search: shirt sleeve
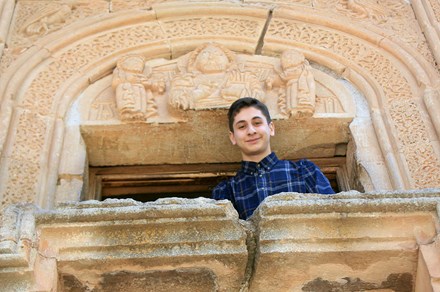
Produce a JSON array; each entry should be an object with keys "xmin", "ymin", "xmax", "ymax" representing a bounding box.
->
[
  {"xmin": 299, "ymin": 159, "xmax": 335, "ymax": 194},
  {"xmin": 212, "ymin": 179, "xmax": 233, "ymax": 200}
]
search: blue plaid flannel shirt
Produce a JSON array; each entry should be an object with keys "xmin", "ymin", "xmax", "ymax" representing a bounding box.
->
[{"xmin": 212, "ymin": 152, "xmax": 334, "ymax": 219}]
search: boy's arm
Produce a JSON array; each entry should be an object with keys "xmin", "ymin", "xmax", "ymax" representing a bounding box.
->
[
  {"xmin": 212, "ymin": 180, "xmax": 234, "ymax": 200},
  {"xmin": 300, "ymin": 160, "xmax": 335, "ymax": 194}
]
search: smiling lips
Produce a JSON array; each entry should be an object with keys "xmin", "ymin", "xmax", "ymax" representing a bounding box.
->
[{"xmin": 246, "ymin": 137, "xmax": 261, "ymax": 144}]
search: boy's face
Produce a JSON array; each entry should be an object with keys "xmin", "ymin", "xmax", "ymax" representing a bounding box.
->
[{"xmin": 229, "ymin": 106, "xmax": 275, "ymax": 162}]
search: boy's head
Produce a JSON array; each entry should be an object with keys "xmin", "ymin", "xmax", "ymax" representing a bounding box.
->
[{"xmin": 228, "ymin": 97, "xmax": 272, "ymax": 132}]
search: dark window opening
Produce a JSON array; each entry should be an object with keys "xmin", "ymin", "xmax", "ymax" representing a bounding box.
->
[{"xmin": 88, "ymin": 157, "xmax": 346, "ymax": 202}]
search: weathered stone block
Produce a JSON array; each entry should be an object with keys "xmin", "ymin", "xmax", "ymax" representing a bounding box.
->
[
  {"xmin": 249, "ymin": 191, "xmax": 440, "ymax": 291},
  {"xmin": 36, "ymin": 198, "xmax": 248, "ymax": 291}
]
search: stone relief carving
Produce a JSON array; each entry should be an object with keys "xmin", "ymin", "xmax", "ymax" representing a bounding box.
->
[
  {"xmin": 19, "ymin": 3, "xmax": 73, "ymax": 37},
  {"xmin": 107, "ymin": 43, "xmax": 350, "ymax": 123},
  {"xmin": 8, "ymin": 0, "xmax": 109, "ymax": 49},
  {"xmin": 315, "ymin": 82, "xmax": 345, "ymax": 114},
  {"xmin": 269, "ymin": 49, "xmax": 316, "ymax": 118},
  {"xmin": 111, "ymin": 55, "xmax": 165, "ymax": 122},
  {"xmin": 169, "ymin": 43, "xmax": 265, "ymax": 110},
  {"xmin": 337, "ymin": 0, "xmax": 389, "ymax": 24},
  {"xmin": 88, "ymin": 88, "xmax": 118, "ymax": 121}
]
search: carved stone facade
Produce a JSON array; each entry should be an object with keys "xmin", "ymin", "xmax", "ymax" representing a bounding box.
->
[{"xmin": 0, "ymin": 0, "xmax": 440, "ymax": 291}]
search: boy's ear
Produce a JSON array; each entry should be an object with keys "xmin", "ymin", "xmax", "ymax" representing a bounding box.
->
[
  {"xmin": 229, "ymin": 131, "xmax": 237, "ymax": 145},
  {"xmin": 269, "ymin": 121, "xmax": 275, "ymax": 136}
]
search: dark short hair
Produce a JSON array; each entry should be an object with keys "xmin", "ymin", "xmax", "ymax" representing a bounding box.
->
[{"xmin": 228, "ymin": 97, "xmax": 272, "ymax": 132}]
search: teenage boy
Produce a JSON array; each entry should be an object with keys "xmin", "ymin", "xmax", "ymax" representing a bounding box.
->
[{"xmin": 212, "ymin": 97, "xmax": 334, "ymax": 219}]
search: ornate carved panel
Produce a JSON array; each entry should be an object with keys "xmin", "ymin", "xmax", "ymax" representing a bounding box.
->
[
  {"xmin": 54, "ymin": 23, "xmax": 166, "ymax": 72},
  {"xmin": 160, "ymin": 17, "xmax": 262, "ymax": 40},
  {"xmin": 313, "ymin": 0, "xmax": 436, "ymax": 66},
  {"xmin": 98, "ymin": 43, "xmax": 353, "ymax": 124}
]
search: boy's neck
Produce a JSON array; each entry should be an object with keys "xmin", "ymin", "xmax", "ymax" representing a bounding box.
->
[{"xmin": 241, "ymin": 149, "xmax": 272, "ymax": 163}]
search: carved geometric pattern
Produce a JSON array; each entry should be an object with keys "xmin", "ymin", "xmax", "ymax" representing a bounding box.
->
[
  {"xmin": 429, "ymin": 0, "xmax": 440, "ymax": 23},
  {"xmin": 314, "ymin": 0, "xmax": 436, "ymax": 72},
  {"xmin": 20, "ymin": 61, "xmax": 74, "ymax": 116},
  {"xmin": 1, "ymin": 159, "xmax": 39, "ymax": 210},
  {"xmin": 161, "ymin": 17, "xmax": 261, "ymax": 39},
  {"xmin": 252, "ymin": 0, "xmax": 312, "ymax": 6},
  {"xmin": 111, "ymin": 0, "xmax": 164, "ymax": 11},
  {"xmin": 389, "ymin": 99, "xmax": 440, "ymax": 188},
  {"xmin": 0, "ymin": 48, "xmax": 15, "ymax": 74},
  {"xmin": 267, "ymin": 20, "xmax": 413, "ymax": 100},
  {"xmin": 267, "ymin": 18, "xmax": 440, "ymax": 187},
  {"xmin": 55, "ymin": 23, "xmax": 165, "ymax": 71},
  {"xmin": 1, "ymin": 111, "xmax": 49, "ymax": 205},
  {"xmin": 10, "ymin": 110, "xmax": 49, "ymax": 163}
]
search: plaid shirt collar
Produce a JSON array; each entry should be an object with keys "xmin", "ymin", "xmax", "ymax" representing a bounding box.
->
[{"xmin": 240, "ymin": 152, "xmax": 279, "ymax": 175}]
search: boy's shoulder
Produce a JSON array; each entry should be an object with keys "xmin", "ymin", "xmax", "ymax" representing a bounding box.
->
[{"xmin": 282, "ymin": 158, "xmax": 316, "ymax": 168}]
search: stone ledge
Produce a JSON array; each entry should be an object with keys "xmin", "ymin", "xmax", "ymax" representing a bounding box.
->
[{"xmin": 1, "ymin": 190, "xmax": 440, "ymax": 291}]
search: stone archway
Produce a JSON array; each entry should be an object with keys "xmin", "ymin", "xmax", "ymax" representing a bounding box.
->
[{"xmin": 0, "ymin": 2, "xmax": 439, "ymax": 212}]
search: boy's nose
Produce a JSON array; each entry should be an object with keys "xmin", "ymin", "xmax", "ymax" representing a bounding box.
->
[{"xmin": 247, "ymin": 125, "xmax": 257, "ymax": 134}]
